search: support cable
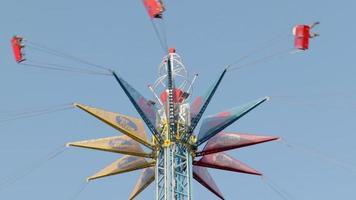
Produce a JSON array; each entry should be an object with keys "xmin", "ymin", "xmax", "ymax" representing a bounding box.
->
[
  {"xmin": 67, "ymin": 181, "xmax": 89, "ymax": 200},
  {"xmin": 271, "ymin": 96, "xmax": 323, "ymax": 107},
  {"xmin": 280, "ymin": 138, "xmax": 356, "ymax": 174},
  {"xmin": 20, "ymin": 62, "xmax": 112, "ymax": 76},
  {"xmin": 161, "ymin": 19, "xmax": 169, "ymax": 52},
  {"xmin": 0, "ymin": 103, "xmax": 74, "ymax": 124},
  {"xmin": 228, "ymin": 33, "xmax": 291, "ymax": 67},
  {"xmin": 0, "ymin": 145, "xmax": 66, "ymax": 191},
  {"xmin": 271, "ymin": 95, "xmax": 356, "ymax": 110},
  {"xmin": 215, "ymin": 29, "xmax": 304, "ymax": 73},
  {"xmin": 25, "ymin": 41, "xmax": 112, "ymax": 72},
  {"xmin": 227, "ymin": 48, "xmax": 299, "ymax": 72},
  {"xmin": 150, "ymin": 20, "xmax": 168, "ymax": 54},
  {"xmin": 15, "ymin": 39, "xmax": 114, "ymax": 76},
  {"xmin": 0, "ymin": 103, "xmax": 72, "ymax": 116},
  {"xmin": 262, "ymin": 176, "xmax": 296, "ymax": 200}
]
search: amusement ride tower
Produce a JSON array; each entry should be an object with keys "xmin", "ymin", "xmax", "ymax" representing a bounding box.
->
[
  {"xmin": 64, "ymin": 47, "xmax": 277, "ymax": 200},
  {"xmin": 9, "ymin": 1, "xmax": 309, "ymax": 199},
  {"xmin": 153, "ymin": 48, "xmax": 194, "ymax": 200}
]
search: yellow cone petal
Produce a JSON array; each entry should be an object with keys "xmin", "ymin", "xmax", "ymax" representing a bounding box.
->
[
  {"xmin": 87, "ymin": 156, "xmax": 155, "ymax": 181},
  {"xmin": 67, "ymin": 135, "xmax": 151, "ymax": 158},
  {"xmin": 74, "ymin": 103, "xmax": 153, "ymax": 148},
  {"xmin": 129, "ymin": 167, "xmax": 155, "ymax": 200}
]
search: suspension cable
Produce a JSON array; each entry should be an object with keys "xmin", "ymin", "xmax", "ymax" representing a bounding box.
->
[
  {"xmin": 228, "ymin": 33, "xmax": 291, "ymax": 67},
  {"xmin": 20, "ymin": 62, "xmax": 112, "ymax": 76},
  {"xmin": 150, "ymin": 19, "xmax": 168, "ymax": 54},
  {"xmin": 0, "ymin": 103, "xmax": 74, "ymax": 124},
  {"xmin": 262, "ymin": 176, "xmax": 296, "ymax": 200},
  {"xmin": 161, "ymin": 19, "xmax": 169, "ymax": 51},
  {"xmin": 25, "ymin": 41, "xmax": 112, "ymax": 72},
  {"xmin": 67, "ymin": 181, "xmax": 89, "ymax": 200},
  {"xmin": 0, "ymin": 145, "xmax": 66, "ymax": 191},
  {"xmin": 271, "ymin": 95, "xmax": 356, "ymax": 110},
  {"xmin": 280, "ymin": 138, "xmax": 356, "ymax": 174},
  {"xmin": 0, "ymin": 103, "xmax": 72, "ymax": 116},
  {"xmin": 227, "ymin": 48, "xmax": 299, "ymax": 72}
]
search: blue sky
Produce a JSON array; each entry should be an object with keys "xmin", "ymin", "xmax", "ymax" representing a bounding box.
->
[{"xmin": 0, "ymin": 0, "xmax": 356, "ymax": 199}]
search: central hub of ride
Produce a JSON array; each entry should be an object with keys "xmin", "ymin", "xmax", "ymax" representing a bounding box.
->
[{"xmin": 152, "ymin": 48, "xmax": 193, "ymax": 200}]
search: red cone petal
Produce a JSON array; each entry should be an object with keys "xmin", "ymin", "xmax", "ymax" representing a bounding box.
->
[
  {"xmin": 193, "ymin": 166, "xmax": 225, "ymax": 200},
  {"xmin": 194, "ymin": 152, "xmax": 262, "ymax": 176},
  {"xmin": 197, "ymin": 132, "xmax": 279, "ymax": 156}
]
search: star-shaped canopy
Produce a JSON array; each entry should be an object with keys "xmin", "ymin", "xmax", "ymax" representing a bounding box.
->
[{"xmin": 67, "ymin": 74, "xmax": 279, "ymax": 199}]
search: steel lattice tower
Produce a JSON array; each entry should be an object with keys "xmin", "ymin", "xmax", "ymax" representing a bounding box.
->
[{"xmin": 155, "ymin": 50, "xmax": 193, "ymax": 200}]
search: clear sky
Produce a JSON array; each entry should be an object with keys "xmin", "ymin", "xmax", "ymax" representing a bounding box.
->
[{"xmin": 0, "ymin": 0, "xmax": 356, "ymax": 199}]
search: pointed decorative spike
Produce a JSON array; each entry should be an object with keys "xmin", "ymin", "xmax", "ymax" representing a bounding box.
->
[
  {"xmin": 112, "ymin": 72, "xmax": 163, "ymax": 144},
  {"xmin": 87, "ymin": 156, "xmax": 155, "ymax": 181},
  {"xmin": 197, "ymin": 97, "xmax": 269, "ymax": 146},
  {"xmin": 194, "ymin": 153, "xmax": 262, "ymax": 176},
  {"xmin": 190, "ymin": 69, "xmax": 227, "ymax": 121},
  {"xmin": 74, "ymin": 103, "xmax": 153, "ymax": 149},
  {"xmin": 193, "ymin": 166, "xmax": 225, "ymax": 200},
  {"xmin": 67, "ymin": 135, "xmax": 151, "ymax": 158},
  {"xmin": 129, "ymin": 167, "xmax": 155, "ymax": 200},
  {"xmin": 197, "ymin": 132, "xmax": 279, "ymax": 156},
  {"xmin": 184, "ymin": 69, "xmax": 227, "ymax": 142}
]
